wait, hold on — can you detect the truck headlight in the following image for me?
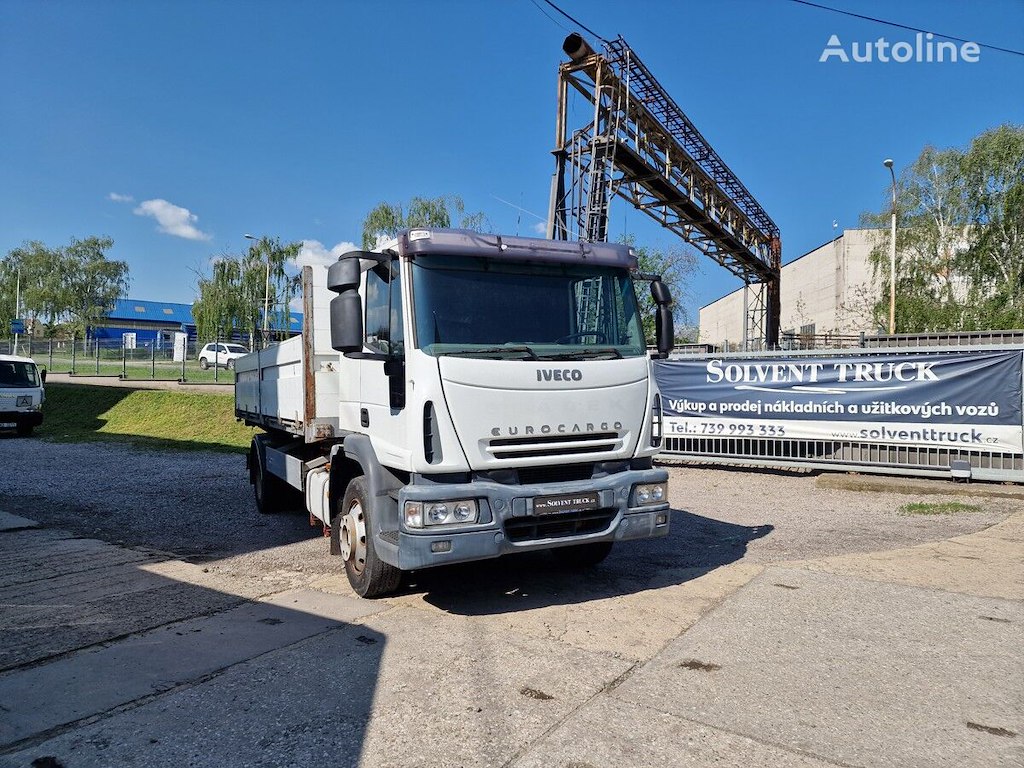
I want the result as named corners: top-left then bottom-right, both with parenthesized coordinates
top-left (404, 499), bottom-right (479, 528)
top-left (631, 483), bottom-right (666, 507)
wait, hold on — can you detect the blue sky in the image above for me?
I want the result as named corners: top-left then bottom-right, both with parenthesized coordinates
top-left (2, 0), bottom-right (1022, 319)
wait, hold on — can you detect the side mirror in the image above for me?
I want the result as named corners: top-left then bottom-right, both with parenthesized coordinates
top-left (650, 280), bottom-right (674, 358)
top-left (330, 292), bottom-right (364, 353)
top-left (327, 256), bottom-right (363, 292)
top-left (39, 368), bottom-right (47, 384)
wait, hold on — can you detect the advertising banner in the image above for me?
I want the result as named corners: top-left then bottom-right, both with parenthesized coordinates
top-left (654, 351), bottom-right (1024, 454)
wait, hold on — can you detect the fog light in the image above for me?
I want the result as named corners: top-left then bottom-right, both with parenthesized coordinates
top-left (430, 541), bottom-right (452, 553)
top-left (655, 512), bottom-right (668, 526)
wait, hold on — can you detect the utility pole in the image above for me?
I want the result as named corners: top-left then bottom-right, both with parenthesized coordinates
top-left (13, 269), bottom-right (20, 355)
top-left (884, 159), bottom-right (897, 335)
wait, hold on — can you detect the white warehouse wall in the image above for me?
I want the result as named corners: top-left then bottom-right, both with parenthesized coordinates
top-left (698, 229), bottom-right (882, 348)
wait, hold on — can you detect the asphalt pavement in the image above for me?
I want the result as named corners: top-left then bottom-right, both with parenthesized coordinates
top-left (0, 471), bottom-right (1021, 767)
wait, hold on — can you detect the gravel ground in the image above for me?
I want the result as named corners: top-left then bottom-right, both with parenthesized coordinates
top-left (0, 436), bottom-right (1015, 592)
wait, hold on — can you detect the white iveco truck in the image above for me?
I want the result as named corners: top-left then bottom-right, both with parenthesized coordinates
top-left (235, 229), bottom-right (674, 597)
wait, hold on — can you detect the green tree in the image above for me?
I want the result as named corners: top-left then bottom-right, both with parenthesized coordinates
top-left (192, 236), bottom-right (301, 347)
top-left (623, 237), bottom-right (698, 344)
top-left (65, 237), bottom-right (130, 337)
top-left (862, 124), bottom-right (1024, 332)
top-left (361, 195), bottom-right (489, 249)
top-left (1, 236), bottom-right (128, 338)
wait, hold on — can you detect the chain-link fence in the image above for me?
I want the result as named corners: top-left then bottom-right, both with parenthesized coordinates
top-left (0, 337), bottom-right (250, 384)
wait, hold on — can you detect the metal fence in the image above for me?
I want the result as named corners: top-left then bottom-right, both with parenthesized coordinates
top-left (698, 329), bottom-right (1024, 354)
top-left (657, 341), bottom-right (1024, 483)
top-left (0, 337), bottom-right (244, 384)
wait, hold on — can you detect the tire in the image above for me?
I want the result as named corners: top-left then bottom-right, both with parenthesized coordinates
top-left (15, 423), bottom-right (33, 438)
top-left (252, 444), bottom-right (285, 514)
top-left (199, 357), bottom-right (210, 370)
top-left (337, 477), bottom-right (402, 598)
top-left (550, 541), bottom-right (613, 568)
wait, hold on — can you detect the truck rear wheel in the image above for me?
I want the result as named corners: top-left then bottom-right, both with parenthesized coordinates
top-left (252, 443), bottom-right (286, 514)
top-left (550, 541), bottom-right (613, 568)
top-left (338, 477), bottom-right (401, 598)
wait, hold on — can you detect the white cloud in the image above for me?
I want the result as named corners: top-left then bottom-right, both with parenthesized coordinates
top-left (295, 239), bottom-right (359, 268)
top-left (108, 192), bottom-right (134, 203)
top-left (532, 221), bottom-right (548, 235)
top-left (133, 199), bottom-right (212, 241)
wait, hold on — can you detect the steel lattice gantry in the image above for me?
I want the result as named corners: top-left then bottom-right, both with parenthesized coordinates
top-left (548, 34), bottom-right (782, 348)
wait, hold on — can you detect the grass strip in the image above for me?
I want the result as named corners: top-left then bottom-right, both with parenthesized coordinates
top-left (898, 501), bottom-right (983, 515)
top-left (40, 383), bottom-right (256, 453)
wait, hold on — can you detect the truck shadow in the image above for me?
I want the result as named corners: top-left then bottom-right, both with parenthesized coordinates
top-left (0, 519), bottom-right (384, 766)
top-left (409, 509), bottom-right (774, 615)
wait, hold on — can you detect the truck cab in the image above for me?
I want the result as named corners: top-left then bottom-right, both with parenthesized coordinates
top-left (236, 229), bottom-right (674, 597)
top-left (0, 354), bottom-right (45, 437)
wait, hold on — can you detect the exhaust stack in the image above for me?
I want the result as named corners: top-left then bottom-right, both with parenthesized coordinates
top-left (563, 33), bottom-right (596, 62)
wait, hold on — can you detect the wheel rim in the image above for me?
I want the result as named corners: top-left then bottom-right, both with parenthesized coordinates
top-left (340, 500), bottom-right (368, 574)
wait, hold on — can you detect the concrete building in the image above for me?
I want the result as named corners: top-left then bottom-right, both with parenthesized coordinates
top-left (699, 228), bottom-right (882, 349)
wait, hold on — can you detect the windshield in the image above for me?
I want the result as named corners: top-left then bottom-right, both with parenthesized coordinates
top-left (0, 361), bottom-right (39, 388)
top-left (411, 256), bottom-right (646, 359)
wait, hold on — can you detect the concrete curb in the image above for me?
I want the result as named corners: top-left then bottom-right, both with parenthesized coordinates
top-left (45, 373), bottom-right (234, 395)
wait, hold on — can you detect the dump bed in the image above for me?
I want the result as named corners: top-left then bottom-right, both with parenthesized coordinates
top-left (234, 265), bottom-right (342, 442)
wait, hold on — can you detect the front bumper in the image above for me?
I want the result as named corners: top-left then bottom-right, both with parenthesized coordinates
top-left (391, 467), bottom-right (670, 571)
top-left (0, 411), bottom-right (43, 430)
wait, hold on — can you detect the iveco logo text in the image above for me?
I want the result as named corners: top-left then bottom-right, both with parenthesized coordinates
top-left (537, 368), bottom-right (583, 382)
top-left (490, 421), bottom-right (623, 437)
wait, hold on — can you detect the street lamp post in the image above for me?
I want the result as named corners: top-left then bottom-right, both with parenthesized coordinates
top-left (245, 233), bottom-right (271, 348)
top-left (883, 159), bottom-right (897, 335)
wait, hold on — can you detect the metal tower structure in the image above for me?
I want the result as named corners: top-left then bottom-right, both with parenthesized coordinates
top-left (548, 34), bottom-right (782, 348)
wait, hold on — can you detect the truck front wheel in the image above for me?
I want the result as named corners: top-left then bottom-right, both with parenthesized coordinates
top-left (338, 477), bottom-right (402, 598)
top-left (16, 423), bottom-right (33, 438)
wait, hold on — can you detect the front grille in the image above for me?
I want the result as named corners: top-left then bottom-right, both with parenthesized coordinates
top-left (504, 508), bottom-right (617, 543)
top-left (487, 431), bottom-right (621, 460)
top-left (517, 463), bottom-right (595, 485)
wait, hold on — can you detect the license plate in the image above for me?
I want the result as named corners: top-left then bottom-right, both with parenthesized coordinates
top-left (0, 423), bottom-right (15, 429)
top-left (533, 491), bottom-right (599, 515)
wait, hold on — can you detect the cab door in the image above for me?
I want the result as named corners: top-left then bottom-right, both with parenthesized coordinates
top-left (358, 259), bottom-right (410, 468)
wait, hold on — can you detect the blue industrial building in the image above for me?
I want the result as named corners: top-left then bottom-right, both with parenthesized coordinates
top-left (89, 299), bottom-right (302, 348)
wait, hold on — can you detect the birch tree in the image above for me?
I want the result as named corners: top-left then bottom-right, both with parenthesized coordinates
top-left (862, 124), bottom-right (1024, 331)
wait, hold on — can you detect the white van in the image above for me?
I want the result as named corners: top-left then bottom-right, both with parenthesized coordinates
top-left (0, 354), bottom-right (45, 437)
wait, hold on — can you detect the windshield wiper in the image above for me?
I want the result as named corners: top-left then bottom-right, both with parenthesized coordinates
top-left (542, 347), bottom-right (624, 360)
top-left (439, 345), bottom-right (540, 360)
